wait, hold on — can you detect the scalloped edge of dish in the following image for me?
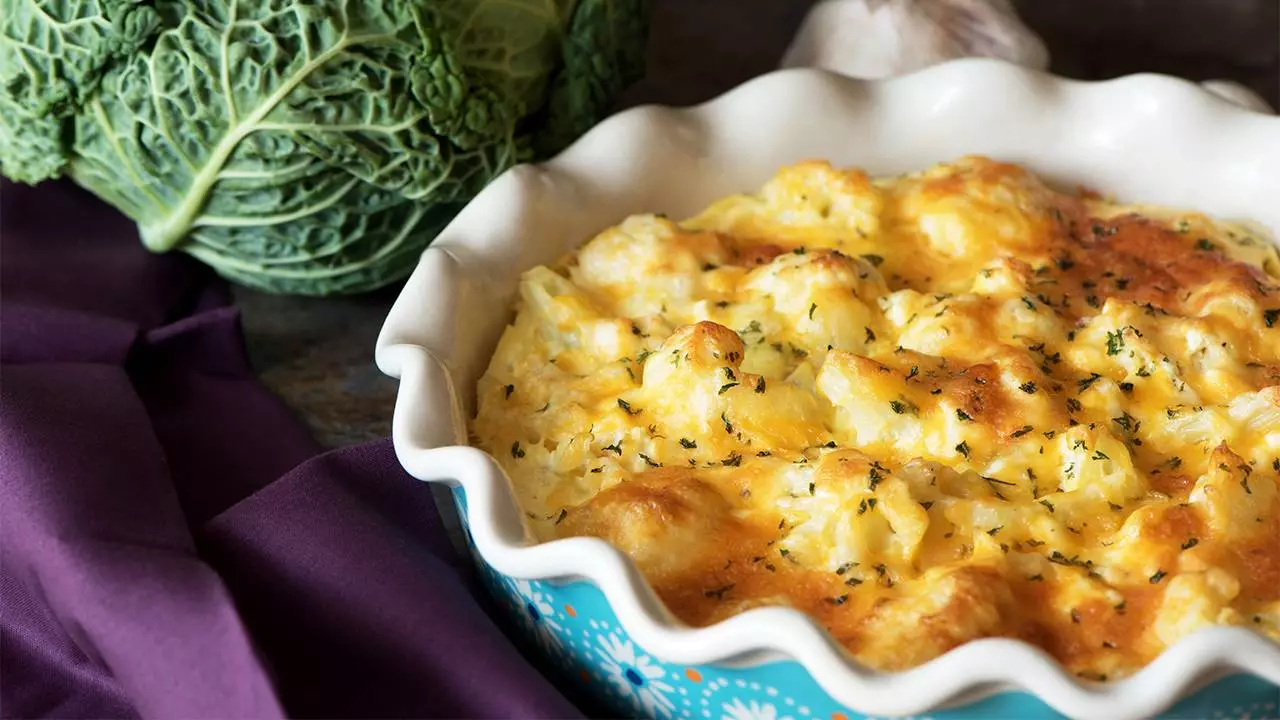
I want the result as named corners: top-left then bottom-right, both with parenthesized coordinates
top-left (376, 59), bottom-right (1280, 719)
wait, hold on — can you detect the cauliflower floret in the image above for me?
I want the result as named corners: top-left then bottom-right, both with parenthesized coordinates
top-left (640, 321), bottom-right (826, 450)
top-left (1183, 279), bottom-right (1266, 335)
top-left (1153, 405), bottom-right (1235, 462)
top-left (515, 266), bottom-right (651, 373)
top-left (889, 292), bottom-right (991, 360)
top-left (1225, 386), bottom-right (1280, 466)
top-left (639, 321), bottom-right (744, 436)
top-left (683, 161), bottom-right (885, 248)
top-left (741, 249), bottom-right (888, 357)
top-left (1054, 425), bottom-right (1146, 505)
top-left (1158, 318), bottom-right (1253, 405)
top-left (1093, 502), bottom-right (1203, 586)
top-left (850, 564), bottom-right (1015, 671)
top-left (889, 157), bottom-right (1062, 290)
top-left (816, 351), bottom-right (927, 452)
top-left (778, 450), bottom-right (929, 574)
top-left (571, 215), bottom-right (731, 317)
top-left (1153, 568), bottom-right (1243, 646)
top-left (1188, 444), bottom-right (1277, 542)
top-left (756, 161), bottom-right (884, 239)
top-left (886, 289), bottom-right (1065, 365)
top-left (1152, 386), bottom-right (1279, 476)
top-left (970, 256), bottom-right (1037, 296)
top-left (1066, 302), bottom-right (1205, 409)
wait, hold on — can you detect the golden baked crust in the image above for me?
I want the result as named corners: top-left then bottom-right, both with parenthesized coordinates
top-left (471, 156), bottom-right (1280, 679)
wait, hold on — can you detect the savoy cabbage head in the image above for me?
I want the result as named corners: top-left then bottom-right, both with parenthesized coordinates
top-left (0, 0), bottom-right (650, 294)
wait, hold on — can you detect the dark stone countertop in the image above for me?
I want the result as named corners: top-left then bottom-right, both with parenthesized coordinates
top-left (237, 0), bottom-right (1279, 448)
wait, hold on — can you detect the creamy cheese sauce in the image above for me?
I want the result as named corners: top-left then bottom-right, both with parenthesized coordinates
top-left (471, 156), bottom-right (1280, 679)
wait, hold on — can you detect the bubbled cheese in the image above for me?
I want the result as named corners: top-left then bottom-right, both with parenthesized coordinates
top-left (472, 156), bottom-right (1280, 678)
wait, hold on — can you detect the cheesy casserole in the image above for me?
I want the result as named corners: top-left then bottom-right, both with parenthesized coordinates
top-left (471, 156), bottom-right (1280, 680)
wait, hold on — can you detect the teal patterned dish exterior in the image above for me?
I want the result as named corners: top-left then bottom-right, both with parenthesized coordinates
top-left (454, 489), bottom-right (1278, 720)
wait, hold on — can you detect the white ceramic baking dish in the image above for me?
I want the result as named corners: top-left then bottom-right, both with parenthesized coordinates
top-left (376, 59), bottom-right (1280, 719)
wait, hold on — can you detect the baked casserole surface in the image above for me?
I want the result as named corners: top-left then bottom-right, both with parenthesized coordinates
top-left (472, 156), bottom-right (1280, 679)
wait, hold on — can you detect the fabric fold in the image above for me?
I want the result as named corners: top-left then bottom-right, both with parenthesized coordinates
top-left (199, 442), bottom-right (583, 720)
top-left (0, 364), bottom-right (284, 720)
top-left (1, 180), bottom-right (583, 719)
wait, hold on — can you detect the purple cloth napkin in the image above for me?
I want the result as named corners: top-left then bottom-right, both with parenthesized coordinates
top-left (0, 180), bottom-right (584, 719)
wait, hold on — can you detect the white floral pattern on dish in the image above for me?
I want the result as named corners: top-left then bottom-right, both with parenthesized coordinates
top-left (722, 697), bottom-right (796, 720)
top-left (509, 578), bottom-right (566, 656)
top-left (597, 630), bottom-right (677, 718)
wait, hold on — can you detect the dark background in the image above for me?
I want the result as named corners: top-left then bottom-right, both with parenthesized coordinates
top-left (236, 0), bottom-right (1280, 447)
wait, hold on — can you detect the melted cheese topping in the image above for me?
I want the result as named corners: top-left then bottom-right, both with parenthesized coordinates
top-left (472, 156), bottom-right (1280, 679)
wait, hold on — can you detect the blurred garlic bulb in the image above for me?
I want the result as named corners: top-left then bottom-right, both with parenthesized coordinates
top-left (1199, 80), bottom-right (1274, 114)
top-left (781, 0), bottom-right (1050, 78)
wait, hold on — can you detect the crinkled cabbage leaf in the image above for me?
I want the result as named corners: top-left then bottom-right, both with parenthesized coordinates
top-left (0, 0), bottom-right (650, 294)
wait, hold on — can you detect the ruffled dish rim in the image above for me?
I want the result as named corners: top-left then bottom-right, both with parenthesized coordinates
top-left (376, 59), bottom-right (1280, 719)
